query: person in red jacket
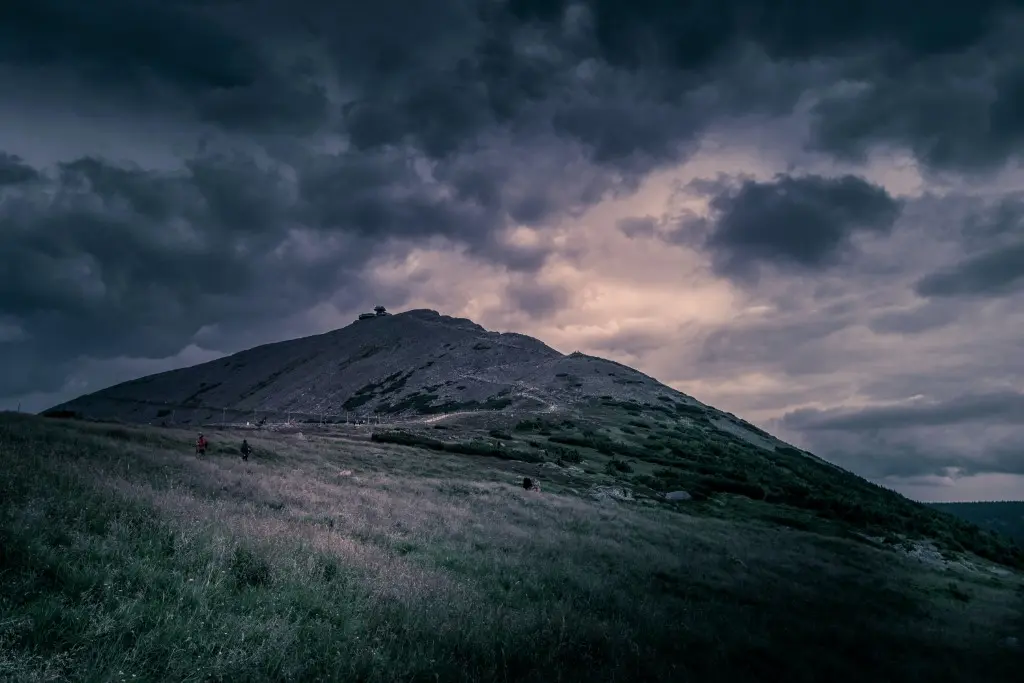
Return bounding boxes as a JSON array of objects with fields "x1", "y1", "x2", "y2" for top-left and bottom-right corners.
[{"x1": 195, "y1": 432, "x2": 208, "y2": 456}]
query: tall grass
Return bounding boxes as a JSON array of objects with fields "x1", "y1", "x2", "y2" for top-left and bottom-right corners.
[{"x1": 1, "y1": 413, "x2": 1021, "y2": 682}]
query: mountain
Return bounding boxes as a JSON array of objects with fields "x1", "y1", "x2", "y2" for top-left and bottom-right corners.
[
  {"x1": 44, "y1": 308, "x2": 1024, "y2": 569},
  {"x1": 45, "y1": 308, "x2": 766, "y2": 442},
  {"x1": 929, "y1": 502, "x2": 1024, "y2": 546}
]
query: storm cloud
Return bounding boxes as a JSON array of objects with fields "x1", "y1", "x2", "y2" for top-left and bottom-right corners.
[{"x1": 683, "y1": 174, "x2": 903, "y2": 280}]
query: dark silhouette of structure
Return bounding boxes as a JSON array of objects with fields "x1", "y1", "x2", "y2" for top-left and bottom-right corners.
[{"x1": 357, "y1": 305, "x2": 391, "y2": 321}]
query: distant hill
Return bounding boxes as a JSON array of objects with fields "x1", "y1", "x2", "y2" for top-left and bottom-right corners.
[
  {"x1": 928, "y1": 502, "x2": 1024, "y2": 545},
  {"x1": 44, "y1": 307, "x2": 1024, "y2": 569}
]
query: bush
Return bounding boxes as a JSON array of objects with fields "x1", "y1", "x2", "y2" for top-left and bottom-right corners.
[
  {"x1": 515, "y1": 418, "x2": 548, "y2": 432},
  {"x1": 371, "y1": 430, "x2": 543, "y2": 463},
  {"x1": 41, "y1": 409, "x2": 81, "y2": 420},
  {"x1": 549, "y1": 445, "x2": 582, "y2": 465},
  {"x1": 606, "y1": 459, "x2": 634, "y2": 474}
]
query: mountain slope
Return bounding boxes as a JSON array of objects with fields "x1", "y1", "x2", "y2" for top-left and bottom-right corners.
[
  {"x1": 929, "y1": 502, "x2": 1024, "y2": 546},
  {"x1": 4, "y1": 412, "x2": 1022, "y2": 682},
  {"x1": 44, "y1": 308, "x2": 1024, "y2": 570}
]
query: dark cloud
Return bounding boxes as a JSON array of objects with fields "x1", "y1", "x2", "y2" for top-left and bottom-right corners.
[
  {"x1": 678, "y1": 174, "x2": 902, "y2": 281},
  {"x1": 508, "y1": 0, "x2": 1013, "y2": 68},
  {"x1": 914, "y1": 241, "x2": 1024, "y2": 298},
  {"x1": 0, "y1": 150, "x2": 400, "y2": 398},
  {"x1": 801, "y1": 430, "x2": 1024, "y2": 480},
  {"x1": 774, "y1": 421, "x2": 1024, "y2": 481},
  {"x1": 508, "y1": 1, "x2": 1024, "y2": 173},
  {"x1": 777, "y1": 393, "x2": 1024, "y2": 480},
  {"x1": 867, "y1": 302, "x2": 959, "y2": 334},
  {"x1": 0, "y1": 0, "x2": 261, "y2": 91},
  {"x1": 782, "y1": 391, "x2": 1024, "y2": 431},
  {"x1": 0, "y1": 153, "x2": 38, "y2": 185},
  {"x1": 808, "y1": 25, "x2": 1024, "y2": 172},
  {"x1": 617, "y1": 216, "x2": 658, "y2": 238},
  {"x1": 6, "y1": 0, "x2": 1024, "y2": 174}
]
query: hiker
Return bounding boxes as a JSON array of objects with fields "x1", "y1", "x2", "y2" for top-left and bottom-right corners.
[
  {"x1": 195, "y1": 432, "x2": 208, "y2": 456},
  {"x1": 240, "y1": 438, "x2": 253, "y2": 461}
]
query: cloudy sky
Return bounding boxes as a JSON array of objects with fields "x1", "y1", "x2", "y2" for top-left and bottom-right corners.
[{"x1": 2, "y1": 0, "x2": 1023, "y2": 502}]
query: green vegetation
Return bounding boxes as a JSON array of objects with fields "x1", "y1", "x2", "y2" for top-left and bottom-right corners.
[
  {"x1": 606, "y1": 458, "x2": 634, "y2": 474},
  {"x1": 929, "y1": 502, "x2": 1024, "y2": 545},
  {"x1": 529, "y1": 415, "x2": 1024, "y2": 569},
  {"x1": 2, "y1": 413, "x2": 1022, "y2": 683},
  {"x1": 370, "y1": 429, "x2": 544, "y2": 463},
  {"x1": 548, "y1": 445, "x2": 583, "y2": 465}
]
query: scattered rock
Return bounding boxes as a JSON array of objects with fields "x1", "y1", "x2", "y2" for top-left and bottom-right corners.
[
  {"x1": 338, "y1": 470, "x2": 353, "y2": 477},
  {"x1": 665, "y1": 490, "x2": 691, "y2": 501},
  {"x1": 590, "y1": 485, "x2": 634, "y2": 503},
  {"x1": 294, "y1": 432, "x2": 306, "y2": 440},
  {"x1": 523, "y1": 477, "x2": 541, "y2": 492}
]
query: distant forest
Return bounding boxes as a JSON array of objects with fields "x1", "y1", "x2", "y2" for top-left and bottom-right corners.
[{"x1": 928, "y1": 501, "x2": 1024, "y2": 546}]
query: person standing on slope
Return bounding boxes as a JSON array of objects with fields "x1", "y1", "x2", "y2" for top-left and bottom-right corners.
[
  {"x1": 195, "y1": 432, "x2": 208, "y2": 456},
  {"x1": 240, "y1": 438, "x2": 253, "y2": 461}
]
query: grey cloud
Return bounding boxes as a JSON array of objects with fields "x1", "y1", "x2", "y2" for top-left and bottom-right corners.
[
  {"x1": 0, "y1": 152, "x2": 375, "y2": 397},
  {"x1": 0, "y1": 153, "x2": 38, "y2": 185},
  {"x1": 0, "y1": 0, "x2": 261, "y2": 91},
  {"x1": 508, "y1": 0, "x2": 1010, "y2": 69},
  {"x1": 509, "y1": 1, "x2": 1024, "y2": 173},
  {"x1": 808, "y1": 13, "x2": 1024, "y2": 172},
  {"x1": 867, "y1": 302, "x2": 959, "y2": 334},
  {"x1": 683, "y1": 174, "x2": 902, "y2": 281},
  {"x1": 7, "y1": 0, "x2": 1024, "y2": 177},
  {"x1": 782, "y1": 391, "x2": 1024, "y2": 431},
  {"x1": 776, "y1": 390, "x2": 1024, "y2": 481},
  {"x1": 796, "y1": 429, "x2": 1024, "y2": 480},
  {"x1": 586, "y1": 328, "x2": 669, "y2": 358},
  {"x1": 617, "y1": 216, "x2": 658, "y2": 238},
  {"x1": 914, "y1": 241, "x2": 1024, "y2": 298},
  {"x1": 695, "y1": 314, "x2": 858, "y2": 377},
  {"x1": 505, "y1": 279, "x2": 571, "y2": 319}
]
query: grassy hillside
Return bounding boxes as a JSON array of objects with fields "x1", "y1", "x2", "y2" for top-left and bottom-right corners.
[
  {"x1": 929, "y1": 502, "x2": 1024, "y2": 545},
  {"x1": 1, "y1": 412, "x2": 1022, "y2": 682}
]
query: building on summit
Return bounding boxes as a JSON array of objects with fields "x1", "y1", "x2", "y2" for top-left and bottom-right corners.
[{"x1": 357, "y1": 305, "x2": 390, "y2": 321}]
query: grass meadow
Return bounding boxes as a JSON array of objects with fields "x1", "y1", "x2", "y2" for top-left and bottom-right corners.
[{"x1": 1, "y1": 412, "x2": 1022, "y2": 682}]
